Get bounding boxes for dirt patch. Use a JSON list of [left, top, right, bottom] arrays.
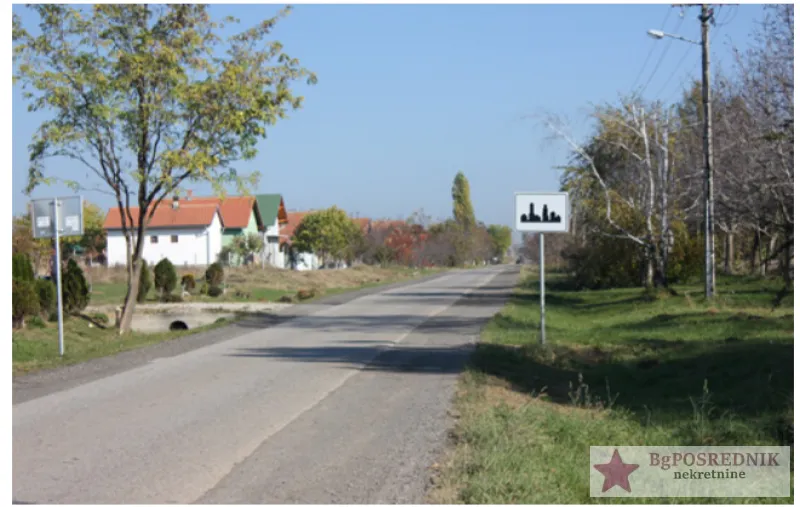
[[86, 264, 423, 291], [221, 264, 415, 291]]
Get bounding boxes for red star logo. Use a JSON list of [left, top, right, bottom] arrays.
[[593, 448, 639, 493]]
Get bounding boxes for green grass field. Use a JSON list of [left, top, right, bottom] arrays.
[[87, 283, 295, 305], [429, 269, 793, 504], [12, 315, 234, 375]]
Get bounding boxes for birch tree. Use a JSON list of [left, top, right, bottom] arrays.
[[544, 97, 691, 287]]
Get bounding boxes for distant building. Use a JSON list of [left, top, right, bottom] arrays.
[[103, 198, 224, 267], [255, 194, 290, 269]]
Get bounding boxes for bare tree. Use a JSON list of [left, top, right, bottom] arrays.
[[544, 97, 696, 287]]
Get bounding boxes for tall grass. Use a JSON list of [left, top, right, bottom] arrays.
[[429, 269, 793, 504]]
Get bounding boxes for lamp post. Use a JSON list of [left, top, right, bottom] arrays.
[[647, 5, 715, 299]]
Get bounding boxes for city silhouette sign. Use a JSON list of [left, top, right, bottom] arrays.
[[514, 192, 569, 233]]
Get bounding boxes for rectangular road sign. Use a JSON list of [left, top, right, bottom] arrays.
[[30, 196, 84, 239], [514, 192, 570, 233]]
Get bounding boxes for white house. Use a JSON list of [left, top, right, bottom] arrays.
[[255, 194, 289, 268], [103, 198, 224, 267], [279, 211, 321, 271]]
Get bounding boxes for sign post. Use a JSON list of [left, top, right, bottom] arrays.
[[52, 198, 65, 356], [514, 192, 570, 345], [539, 231, 545, 343], [30, 196, 84, 357]]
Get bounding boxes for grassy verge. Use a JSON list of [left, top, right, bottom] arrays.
[[12, 314, 235, 376], [87, 264, 447, 306], [429, 268, 793, 504], [16, 265, 449, 376]]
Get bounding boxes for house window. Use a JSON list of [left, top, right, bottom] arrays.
[[171, 235, 179, 243], [150, 236, 159, 244]]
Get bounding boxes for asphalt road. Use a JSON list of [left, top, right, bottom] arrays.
[[13, 265, 519, 504]]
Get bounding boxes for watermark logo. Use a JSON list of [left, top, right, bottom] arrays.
[[590, 446, 791, 498]]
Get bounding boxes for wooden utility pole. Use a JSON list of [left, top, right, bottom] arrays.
[[700, 4, 716, 298], [668, 3, 716, 297]]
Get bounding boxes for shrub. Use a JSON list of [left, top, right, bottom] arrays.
[[92, 312, 110, 324], [205, 262, 224, 288], [561, 239, 642, 290], [296, 289, 316, 300], [13, 280, 40, 329], [666, 224, 704, 283], [62, 258, 89, 314], [154, 258, 178, 298], [207, 285, 224, 298], [27, 315, 46, 329], [12, 252, 35, 282], [137, 260, 152, 303], [199, 282, 209, 295], [35, 279, 57, 317], [181, 274, 196, 292], [278, 295, 294, 303]]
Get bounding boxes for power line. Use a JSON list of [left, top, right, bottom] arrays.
[[631, 6, 673, 92], [654, 41, 694, 100], [666, 17, 725, 104], [714, 4, 738, 28], [639, 12, 686, 96]]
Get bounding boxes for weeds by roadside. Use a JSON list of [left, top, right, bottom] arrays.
[[428, 269, 793, 504]]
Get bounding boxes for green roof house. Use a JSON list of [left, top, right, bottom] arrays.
[[187, 194, 263, 266], [255, 194, 289, 268]]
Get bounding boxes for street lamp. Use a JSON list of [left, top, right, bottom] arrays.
[[646, 29, 699, 45], [647, 4, 716, 299]]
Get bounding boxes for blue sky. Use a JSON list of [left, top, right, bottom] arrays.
[[12, 4, 764, 234]]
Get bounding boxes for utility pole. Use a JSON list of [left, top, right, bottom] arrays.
[[700, 4, 715, 298]]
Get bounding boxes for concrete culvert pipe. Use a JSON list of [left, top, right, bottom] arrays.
[[169, 320, 189, 331]]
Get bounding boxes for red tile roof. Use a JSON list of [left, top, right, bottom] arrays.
[[370, 219, 406, 233], [104, 202, 221, 230], [279, 212, 375, 245], [279, 211, 311, 244], [351, 217, 371, 234], [183, 196, 257, 229]]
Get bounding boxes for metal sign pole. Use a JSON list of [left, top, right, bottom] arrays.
[[539, 231, 546, 345], [514, 192, 569, 346], [52, 198, 65, 356]]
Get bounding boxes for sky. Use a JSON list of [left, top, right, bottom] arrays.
[[11, 3, 766, 239]]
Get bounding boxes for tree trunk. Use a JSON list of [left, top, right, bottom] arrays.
[[118, 260, 143, 334], [750, 230, 761, 275], [642, 245, 655, 288], [767, 234, 778, 276], [781, 227, 793, 287], [655, 247, 668, 288], [651, 241, 668, 288], [118, 234, 145, 334], [724, 230, 734, 275]]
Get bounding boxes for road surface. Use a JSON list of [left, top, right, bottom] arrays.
[[13, 265, 518, 504]]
